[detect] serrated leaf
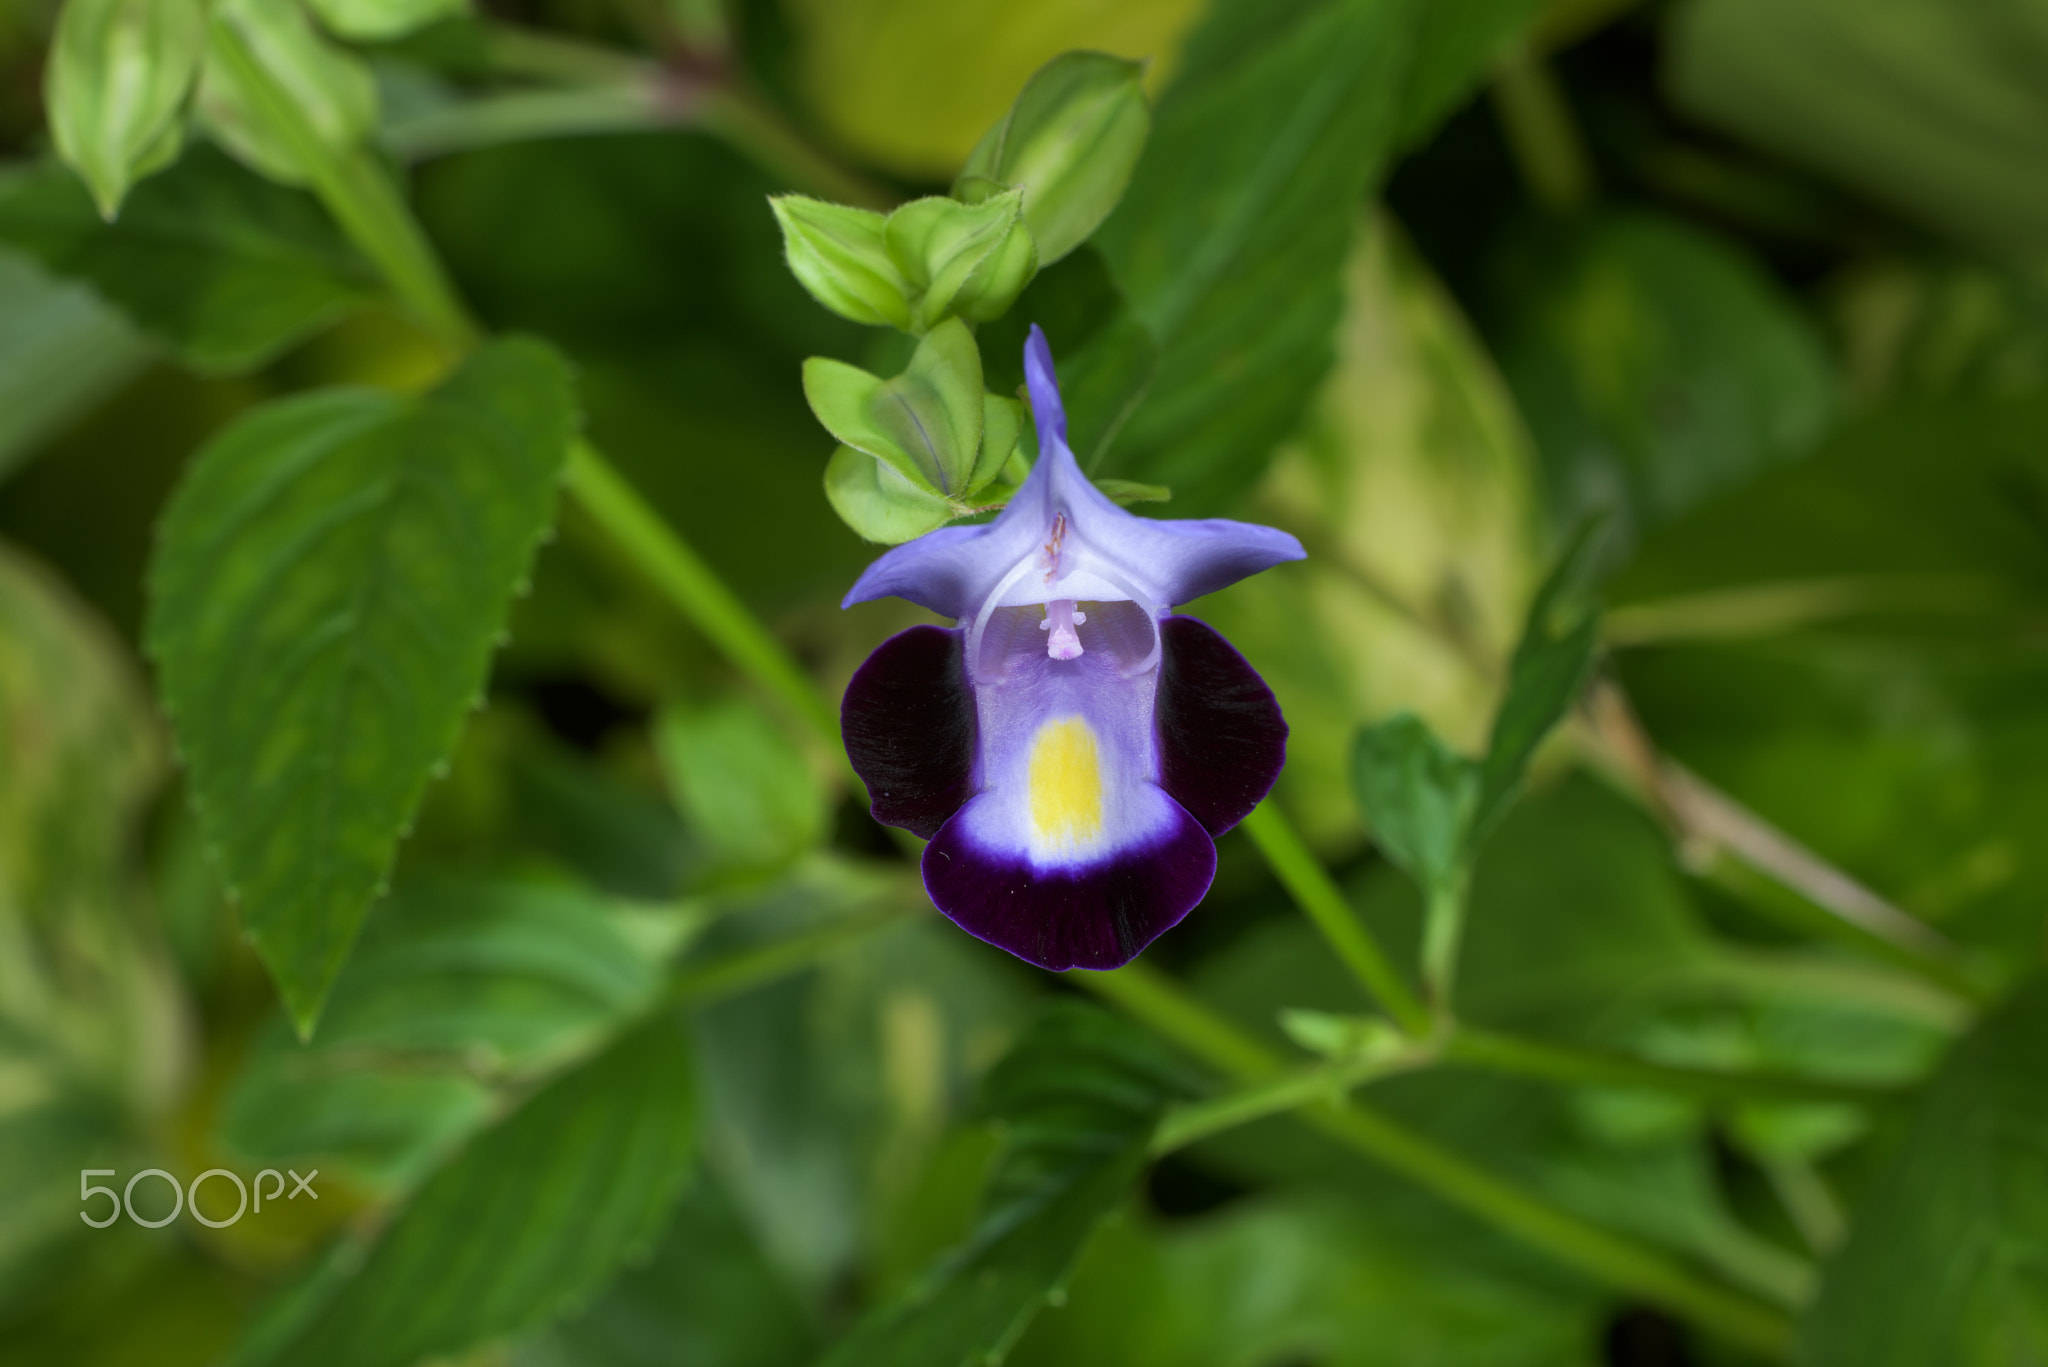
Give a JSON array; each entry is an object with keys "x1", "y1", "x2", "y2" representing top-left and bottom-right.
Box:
[
  {"x1": 147, "y1": 338, "x2": 577, "y2": 1033},
  {"x1": 307, "y1": 0, "x2": 471, "y2": 42},
  {"x1": 957, "y1": 51, "x2": 1151, "y2": 267},
  {"x1": 198, "y1": 0, "x2": 380, "y2": 187},
  {"x1": 771, "y1": 196, "x2": 913, "y2": 330},
  {"x1": 1094, "y1": 0, "x2": 1554, "y2": 512},
  {"x1": 817, "y1": 1002, "x2": 1193, "y2": 1367},
  {"x1": 44, "y1": 0, "x2": 208, "y2": 219},
  {"x1": 656, "y1": 696, "x2": 828, "y2": 871},
  {"x1": 1800, "y1": 980, "x2": 2048, "y2": 1365},
  {"x1": 0, "y1": 147, "x2": 377, "y2": 372},
  {"x1": 804, "y1": 318, "x2": 984, "y2": 496},
  {"x1": 239, "y1": 1013, "x2": 699, "y2": 1367}
]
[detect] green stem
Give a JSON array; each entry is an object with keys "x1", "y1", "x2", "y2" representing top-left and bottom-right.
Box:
[
  {"x1": 1491, "y1": 46, "x2": 1594, "y2": 213},
  {"x1": 1152, "y1": 1046, "x2": 1429, "y2": 1154},
  {"x1": 668, "y1": 900, "x2": 914, "y2": 1006},
  {"x1": 1447, "y1": 1027, "x2": 1896, "y2": 1107},
  {"x1": 564, "y1": 440, "x2": 846, "y2": 754},
  {"x1": 456, "y1": 21, "x2": 892, "y2": 208},
  {"x1": 383, "y1": 86, "x2": 680, "y2": 162},
  {"x1": 1420, "y1": 873, "x2": 1470, "y2": 1011},
  {"x1": 1305, "y1": 1102, "x2": 1789, "y2": 1351},
  {"x1": 1075, "y1": 963, "x2": 1792, "y2": 1358},
  {"x1": 1238, "y1": 804, "x2": 1432, "y2": 1036},
  {"x1": 209, "y1": 19, "x2": 479, "y2": 352},
  {"x1": 695, "y1": 87, "x2": 894, "y2": 209}
]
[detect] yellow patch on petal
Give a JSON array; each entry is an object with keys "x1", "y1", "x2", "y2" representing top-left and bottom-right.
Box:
[{"x1": 1028, "y1": 716, "x2": 1104, "y2": 848}]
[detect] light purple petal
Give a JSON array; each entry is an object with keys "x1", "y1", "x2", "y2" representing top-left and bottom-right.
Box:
[
  {"x1": 1025, "y1": 324, "x2": 1067, "y2": 449},
  {"x1": 842, "y1": 324, "x2": 1304, "y2": 621}
]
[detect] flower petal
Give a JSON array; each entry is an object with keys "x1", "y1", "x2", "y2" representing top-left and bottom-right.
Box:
[
  {"x1": 1156, "y1": 616, "x2": 1287, "y2": 835},
  {"x1": 1025, "y1": 323, "x2": 1067, "y2": 449},
  {"x1": 923, "y1": 797, "x2": 1215, "y2": 971},
  {"x1": 841, "y1": 625, "x2": 976, "y2": 838}
]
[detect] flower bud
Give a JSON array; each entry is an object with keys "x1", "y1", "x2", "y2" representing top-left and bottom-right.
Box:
[
  {"x1": 956, "y1": 51, "x2": 1149, "y2": 266},
  {"x1": 885, "y1": 191, "x2": 1038, "y2": 331},
  {"x1": 306, "y1": 0, "x2": 471, "y2": 43},
  {"x1": 46, "y1": 0, "x2": 208, "y2": 219},
  {"x1": 771, "y1": 196, "x2": 914, "y2": 331},
  {"x1": 198, "y1": 0, "x2": 379, "y2": 186}
]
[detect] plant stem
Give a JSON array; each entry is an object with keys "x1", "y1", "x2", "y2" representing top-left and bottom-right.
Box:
[
  {"x1": 1420, "y1": 873, "x2": 1470, "y2": 1011},
  {"x1": 1238, "y1": 804, "x2": 1433, "y2": 1036},
  {"x1": 1491, "y1": 46, "x2": 1594, "y2": 213},
  {"x1": 1077, "y1": 963, "x2": 1792, "y2": 1357},
  {"x1": 668, "y1": 900, "x2": 914, "y2": 1006},
  {"x1": 209, "y1": 18, "x2": 479, "y2": 353},
  {"x1": 1446, "y1": 1027, "x2": 1896, "y2": 1107},
  {"x1": 564, "y1": 440, "x2": 847, "y2": 758},
  {"x1": 1152, "y1": 1046, "x2": 1430, "y2": 1154}
]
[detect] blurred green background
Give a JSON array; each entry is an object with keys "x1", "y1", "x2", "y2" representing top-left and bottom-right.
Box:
[{"x1": 3, "y1": 0, "x2": 2048, "y2": 1364}]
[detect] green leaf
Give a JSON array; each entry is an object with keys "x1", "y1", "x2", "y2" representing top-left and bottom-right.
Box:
[
  {"x1": 1352, "y1": 526, "x2": 1599, "y2": 893},
  {"x1": 804, "y1": 318, "x2": 985, "y2": 496},
  {"x1": 0, "y1": 147, "x2": 377, "y2": 372},
  {"x1": 221, "y1": 874, "x2": 671, "y2": 1187},
  {"x1": 1352, "y1": 713, "x2": 1479, "y2": 898},
  {"x1": 0, "y1": 248, "x2": 151, "y2": 485},
  {"x1": 147, "y1": 338, "x2": 577, "y2": 1034},
  {"x1": 1800, "y1": 980, "x2": 2048, "y2": 1365},
  {"x1": 979, "y1": 245, "x2": 1159, "y2": 472},
  {"x1": 885, "y1": 191, "x2": 1039, "y2": 331},
  {"x1": 655, "y1": 696, "x2": 828, "y2": 871},
  {"x1": 1394, "y1": 0, "x2": 1549, "y2": 149},
  {"x1": 1492, "y1": 211, "x2": 1838, "y2": 551},
  {"x1": 1091, "y1": 0, "x2": 1545, "y2": 512},
  {"x1": 44, "y1": 0, "x2": 208, "y2": 219},
  {"x1": 1190, "y1": 215, "x2": 1542, "y2": 846},
  {"x1": 198, "y1": 0, "x2": 380, "y2": 187},
  {"x1": 816, "y1": 1002, "x2": 1192, "y2": 1367},
  {"x1": 1472, "y1": 521, "x2": 1603, "y2": 841},
  {"x1": 771, "y1": 196, "x2": 914, "y2": 330},
  {"x1": 243, "y1": 1013, "x2": 699, "y2": 1367},
  {"x1": 1666, "y1": 0, "x2": 2048, "y2": 261},
  {"x1": 307, "y1": 0, "x2": 471, "y2": 42},
  {"x1": 0, "y1": 542, "x2": 176, "y2": 1310},
  {"x1": 515, "y1": 1176, "x2": 818, "y2": 1367},
  {"x1": 957, "y1": 51, "x2": 1151, "y2": 267},
  {"x1": 1007, "y1": 1194, "x2": 1600, "y2": 1367},
  {"x1": 824, "y1": 442, "x2": 958, "y2": 545},
  {"x1": 1092, "y1": 477, "x2": 1169, "y2": 505}
]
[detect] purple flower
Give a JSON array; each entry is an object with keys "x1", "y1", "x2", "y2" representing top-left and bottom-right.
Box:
[{"x1": 840, "y1": 326, "x2": 1305, "y2": 971}]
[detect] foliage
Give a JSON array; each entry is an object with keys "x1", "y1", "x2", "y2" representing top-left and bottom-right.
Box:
[{"x1": 1, "y1": 0, "x2": 2044, "y2": 1364}]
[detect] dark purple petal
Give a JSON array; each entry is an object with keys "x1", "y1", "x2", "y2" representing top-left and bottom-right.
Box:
[
  {"x1": 923, "y1": 797, "x2": 1216, "y2": 971},
  {"x1": 1155, "y1": 616, "x2": 1287, "y2": 836},
  {"x1": 1025, "y1": 324, "x2": 1067, "y2": 448},
  {"x1": 841, "y1": 625, "x2": 975, "y2": 839}
]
